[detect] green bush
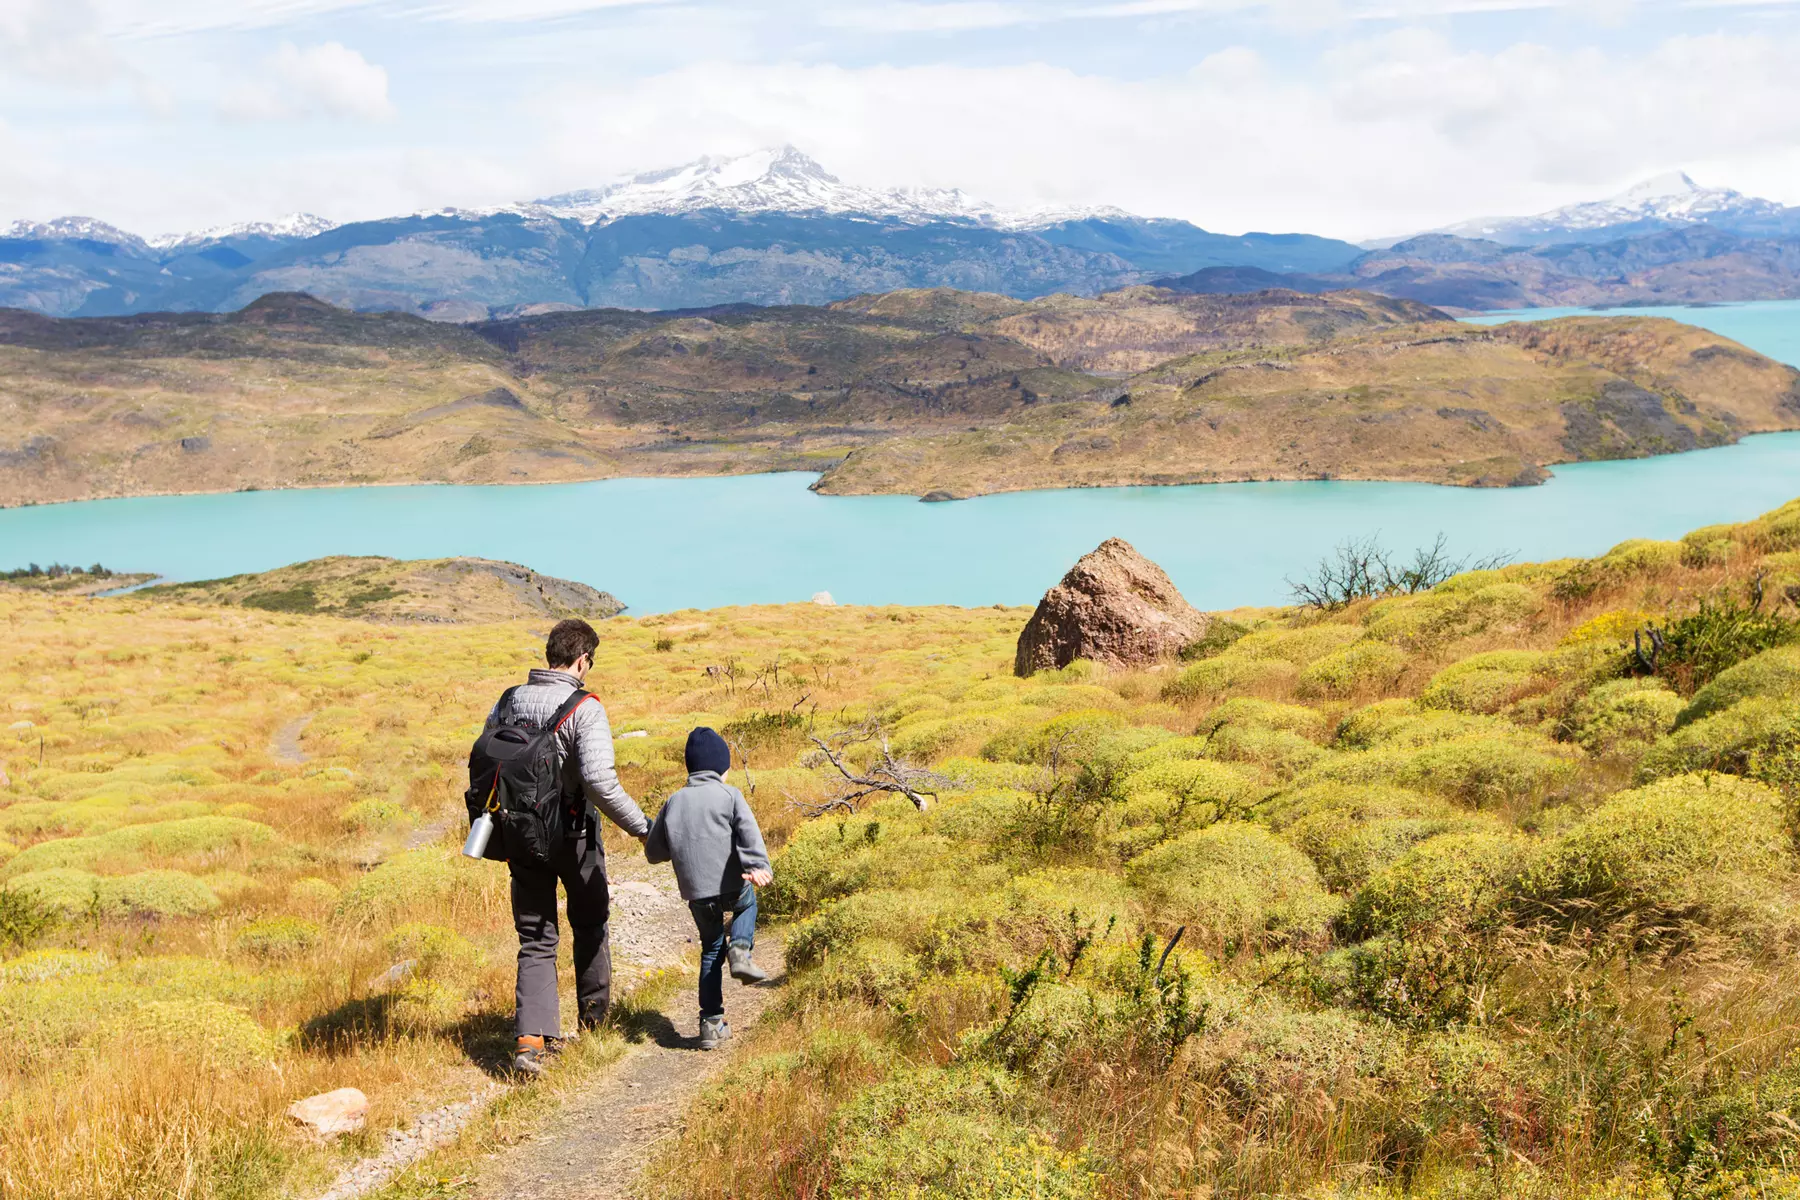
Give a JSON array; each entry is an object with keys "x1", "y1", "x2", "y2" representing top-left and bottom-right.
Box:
[
  {"x1": 1637, "y1": 696, "x2": 1800, "y2": 786},
  {"x1": 1161, "y1": 656, "x2": 1297, "y2": 703},
  {"x1": 1, "y1": 815, "x2": 278, "y2": 876},
  {"x1": 1195, "y1": 698, "x2": 1328, "y2": 741},
  {"x1": 829, "y1": 1067, "x2": 1094, "y2": 1198},
  {"x1": 287, "y1": 876, "x2": 340, "y2": 912},
  {"x1": 1181, "y1": 618, "x2": 1250, "y2": 661},
  {"x1": 107, "y1": 870, "x2": 220, "y2": 918},
  {"x1": 980, "y1": 709, "x2": 1126, "y2": 766},
  {"x1": 1332, "y1": 700, "x2": 1497, "y2": 750},
  {"x1": 1362, "y1": 583, "x2": 1542, "y2": 650},
  {"x1": 1638, "y1": 592, "x2": 1798, "y2": 695},
  {"x1": 1298, "y1": 735, "x2": 1575, "y2": 812},
  {"x1": 1679, "y1": 646, "x2": 1800, "y2": 727},
  {"x1": 1294, "y1": 640, "x2": 1410, "y2": 700},
  {"x1": 1126, "y1": 822, "x2": 1339, "y2": 947},
  {"x1": 1270, "y1": 784, "x2": 1473, "y2": 891},
  {"x1": 1567, "y1": 678, "x2": 1683, "y2": 757},
  {"x1": 234, "y1": 916, "x2": 321, "y2": 959},
  {"x1": 383, "y1": 923, "x2": 484, "y2": 980},
  {"x1": 0, "y1": 948, "x2": 108, "y2": 983},
  {"x1": 1204, "y1": 725, "x2": 1326, "y2": 779},
  {"x1": 1516, "y1": 773, "x2": 1791, "y2": 942},
  {"x1": 1113, "y1": 758, "x2": 1261, "y2": 815},
  {"x1": 334, "y1": 848, "x2": 497, "y2": 927},
  {"x1": 0, "y1": 884, "x2": 59, "y2": 950},
  {"x1": 1345, "y1": 831, "x2": 1523, "y2": 939},
  {"x1": 338, "y1": 798, "x2": 412, "y2": 833},
  {"x1": 1419, "y1": 650, "x2": 1548, "y2": 714}
]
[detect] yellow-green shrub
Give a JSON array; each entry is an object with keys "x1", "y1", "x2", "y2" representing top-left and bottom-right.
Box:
[
  {"x1": 1272, "y1": 784, "x2": 1477, "y2": 891},
  {"x1": 1204, "y1": 725, "x2": 1326, "y2": 779},
  {"x1": 1295, "y1": 640, "x2": 1410, "y2": 699},
  {"x1": 1419, "y1": 650, "x2": 1548, "y2": 714},
  {"x1": 1345, "y1": 831, "x2": 1523, "y2": 938},
  {"x1": 333, "y1": 848, "x2": 499, "y2": 927},
  {"x1": 233, "y1": 915, "x2": 321, "y2": 959},
  {"x1": 1333, "y1": 700, "x2": 1497, "y2": 750},
  {"x1": 1162, "y1": 656, "x2": 1298, "y2": 703},
  {"x1": 1, "y1": 816, "x2": 277, "y2": 876},
  {"x1": 338, "y1": 798, "x2": 412, "y2": 833},
  {"x1": 1679, "y1": 646, "x2": 1800, "y2": 727},
  {"x1": 383, "y1": 923, "x2": 484, "y2": 980},
  {"x1": 1567, "y1": 678, "x2": 1683, "y2": 757},
  {"x1": 1637, "y1": 696, "x2": 1800, "y2": 782},
  {"x1": 1516, "y1": 773, "x2": 1792, "y2": 941},
  {"x1": 1195, "y1": 697, "x2": 1328, "y2": 741},
  {"x1": 1298, "y1": 735, "x2": 1575, "y2": 812},
  {"x1": 1126, "y1": 822, "x2": 1339, "y2": 947},
  {"x1": 828, "y1": 1067, "x2": 1094, "y2": 1198}
]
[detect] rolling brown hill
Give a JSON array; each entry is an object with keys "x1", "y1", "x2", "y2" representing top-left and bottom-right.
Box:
[{"x1": 0, "y1": 287, "x2": 1795, "y2": 505}]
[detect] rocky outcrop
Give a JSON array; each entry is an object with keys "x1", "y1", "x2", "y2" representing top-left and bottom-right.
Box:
[{"x1": 1014, "y1": 539, "x2": 1208, "y2": 676}]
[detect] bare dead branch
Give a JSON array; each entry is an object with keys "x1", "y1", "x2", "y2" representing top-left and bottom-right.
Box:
[{"x1": 802, "y1": 720, "x2": 963, "y2": 812}]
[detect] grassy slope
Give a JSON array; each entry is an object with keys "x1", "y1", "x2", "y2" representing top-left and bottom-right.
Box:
[
  {"x1": 0, "y1": 590, "x2": 1021, "y2": 1198},
  {"x1": 3, "y1": 288, "x2": 1795, "y2": 506},
  {"x1": 10, "y1": 506, "x2": 1800, "y2": 1196},
  {"x1": 135, "y1": 555, "x2": 626, "y2": 623}
]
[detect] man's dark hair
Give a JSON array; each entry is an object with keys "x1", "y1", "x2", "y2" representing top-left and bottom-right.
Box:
[{"x1": 545, "y1": 619, "x2": 600, "y2": 669}]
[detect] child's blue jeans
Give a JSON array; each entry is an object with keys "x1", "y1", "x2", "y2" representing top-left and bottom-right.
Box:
[{"x1": 689, "y1": 881, "x2": 757, "y2": 1018}]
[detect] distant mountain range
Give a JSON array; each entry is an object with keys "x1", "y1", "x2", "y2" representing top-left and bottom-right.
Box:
[{"x1": 2, "y1": 150, "x2": 1799, "y2": 320}]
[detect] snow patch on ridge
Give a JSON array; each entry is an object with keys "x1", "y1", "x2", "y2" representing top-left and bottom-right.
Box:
[{"x1": 1438, "y1": 171, "x2": 1787, "y2": 243}]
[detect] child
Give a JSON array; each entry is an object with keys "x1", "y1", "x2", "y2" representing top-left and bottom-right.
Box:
[{"x1": 644, "y1": 726, "x2": 774, "y2": 1050}]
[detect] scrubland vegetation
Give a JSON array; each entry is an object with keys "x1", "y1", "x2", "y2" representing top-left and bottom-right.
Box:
[
  {"x1": 15, "y1": 500, "x2": 1800, "y2": 1198},
  {"x1": 644, "y1": 499, "x2": 1800, "y2": 1200},
  {"x1": 0, "y1": 587, "x2": 1017, "y2": 1197}
]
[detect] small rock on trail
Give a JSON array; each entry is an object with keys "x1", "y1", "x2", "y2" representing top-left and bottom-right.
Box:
[{"x1": 288, "y1": 1088, "x2": 369, "y2": 1138}]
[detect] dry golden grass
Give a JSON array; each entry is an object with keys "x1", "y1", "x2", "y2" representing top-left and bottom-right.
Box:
[{"x1": 0, "y1": 589, "x2": 1022, "y2": 1198}]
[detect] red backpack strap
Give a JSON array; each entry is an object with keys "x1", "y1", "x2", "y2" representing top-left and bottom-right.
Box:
[{"x1": 549, "y1": 689, "x2": 596, "y2": 734}]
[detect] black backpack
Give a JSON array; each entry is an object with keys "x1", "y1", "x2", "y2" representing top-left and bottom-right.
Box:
[{"x1": 464, "y1": 687, "x2": 592, "y2": 866}]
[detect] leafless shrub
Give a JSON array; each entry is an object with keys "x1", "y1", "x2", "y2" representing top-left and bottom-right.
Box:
[
  {"x1": 788, "y1": 721, "x2": 963, "y2": 814},
  {"x1": 1288, "y1": 532, "x2": 1514, "y2": 610}
]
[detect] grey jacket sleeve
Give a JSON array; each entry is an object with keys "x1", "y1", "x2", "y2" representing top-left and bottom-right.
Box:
[
  {"x1": 643, "y1": 809, "x2": 671, "y2": 865},
  {"x1": 730, "y1": 787, "x2": 771, "y2": 875},
  {"x1": 569, "y1": 699, "x2": 650, "y2": 837}
]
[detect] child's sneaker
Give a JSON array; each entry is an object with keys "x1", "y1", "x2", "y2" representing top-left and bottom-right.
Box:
[
  {"x1": 698, "y1": 1015, "x2": 731, "y2": 1050},
  {"x1": 728, "y1": 944, "x2": 770, "y2": 985}
]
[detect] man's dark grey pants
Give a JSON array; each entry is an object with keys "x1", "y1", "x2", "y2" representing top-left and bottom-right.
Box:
[{"x1": 509, "y1": 821, "x2": 611, "y2": 1038}]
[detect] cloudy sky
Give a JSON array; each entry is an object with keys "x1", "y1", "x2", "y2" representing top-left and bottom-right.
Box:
[{"x1": 1, "y1": 0, "x2": 1796, "y2": 240}]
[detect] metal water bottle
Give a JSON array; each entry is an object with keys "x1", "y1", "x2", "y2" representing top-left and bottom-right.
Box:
[{"x1": 462, "y1": 811, "x2": 495, "y2": 859}]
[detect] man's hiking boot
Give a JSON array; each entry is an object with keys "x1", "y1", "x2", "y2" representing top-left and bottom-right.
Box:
[
  {"x1": 698, "y1": 1015, "x2": 731, "y2": 1051},
  {"x1": 513, "y1": 1035, "x2": 549, "y2": 1077},
  {"x1": 727, "y1": 944, "x2": 770, "y2": 985}
]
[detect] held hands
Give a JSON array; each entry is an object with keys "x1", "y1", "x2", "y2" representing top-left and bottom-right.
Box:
[{"x1": 742, "y1": 867, "x2": 773, "y2": 888}]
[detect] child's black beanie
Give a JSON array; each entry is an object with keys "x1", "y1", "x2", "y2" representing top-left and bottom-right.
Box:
[{"x1": 685, "y1": 727, "x2": 731, "y2": 775}]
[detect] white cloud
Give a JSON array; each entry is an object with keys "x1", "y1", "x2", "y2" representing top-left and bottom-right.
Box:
[
  {"x1": 221, "y1": 40, "x2": 394, "y2": 120},
  {"x1": 0, "y1": 0, "x2": 118, "y2": 83},
  {"x1": 525, "y1": 30, "x2": 1800, "y2": 238},
  {"x1": 820, "y1": 2, "x2": 1038, "y2": 30}
]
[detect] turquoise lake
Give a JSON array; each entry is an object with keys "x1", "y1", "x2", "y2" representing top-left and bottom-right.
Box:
[{"x1": 1, "y1": 299, "x2": 1798, "y2": 614}]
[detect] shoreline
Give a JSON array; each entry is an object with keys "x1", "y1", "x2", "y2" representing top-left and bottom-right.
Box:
[{"x1": 5, "y1": 430, "x2": 1799, "y2": 514}]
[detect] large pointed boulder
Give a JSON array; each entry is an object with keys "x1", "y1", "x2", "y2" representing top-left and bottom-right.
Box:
[{"x1": 1015, "y1": 539, "x2": 1209, "y2": 676}]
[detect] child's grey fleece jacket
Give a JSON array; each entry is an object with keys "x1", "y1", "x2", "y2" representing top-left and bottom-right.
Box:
[{"x1": 644, "y1": 771, "x2": 771, "y2": 901}]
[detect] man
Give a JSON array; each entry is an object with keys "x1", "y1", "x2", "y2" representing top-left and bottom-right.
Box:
[{"x1": 485, "y1": 617, "x2": 650, "y2": 1077}]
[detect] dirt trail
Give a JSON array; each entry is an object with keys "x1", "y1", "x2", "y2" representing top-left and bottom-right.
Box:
[
  {"x1": 302, "y1": 853, "x2": 781, "y2": 1200},
  {"x1": 471, "y1": 898, "x2": 786, "y2": 1200},
  {"x1": 271, "y1": 714, "x2": 313, "y2": 764}
]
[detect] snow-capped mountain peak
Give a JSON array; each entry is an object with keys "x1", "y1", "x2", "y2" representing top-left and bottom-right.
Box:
[
  {"x1": 524, "y1": 145, "x2": 1125, "y2": 229},
  {"x1": 1436, "y1": 170, "x2": 1787, "y2": 245},
  {"x1": 149, "y1": 213, "x2": 339, "y2": 251},
  {"x1": 4, "y1": 216, "x2": 148, "y2": 248}
]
